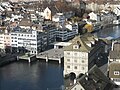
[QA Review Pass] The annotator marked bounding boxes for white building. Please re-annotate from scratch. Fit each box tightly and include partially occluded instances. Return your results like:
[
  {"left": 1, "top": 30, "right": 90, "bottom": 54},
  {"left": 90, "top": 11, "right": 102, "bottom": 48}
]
[
  {"left": 0, "top": 28, "right": 11, "bottom": 52},
  {"left": 30, "top": 14, "right": 37, "bottom": 21},
  {"left": 43, "top": 7, "right": 52, "bottom": 20},
  {"left": 88, "top": 12, "right": 98, "bottom": 21},
  {"left": 64, "top": 36, "right": 93, "bottom": 77},
  {"left": 65, "top": 22, "right": 78, "bottom": 34},
  {"left": 10, "top": 27, "right": 42, "bottom": 54},
  {"left": 52, "top": 13, "right": 65, "bottom": 25},
  {"left": 64, "top": 34, "right": 104, "bottom": 77},
  {"left": 108, "top": 40, "right": 120, "bottom": 85}
]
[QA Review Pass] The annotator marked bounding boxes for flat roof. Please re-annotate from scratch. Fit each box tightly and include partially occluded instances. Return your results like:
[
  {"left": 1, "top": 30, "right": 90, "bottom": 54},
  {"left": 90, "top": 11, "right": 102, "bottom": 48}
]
[{"left": 53, "top": 42, "right": 72, "bottom": 46}]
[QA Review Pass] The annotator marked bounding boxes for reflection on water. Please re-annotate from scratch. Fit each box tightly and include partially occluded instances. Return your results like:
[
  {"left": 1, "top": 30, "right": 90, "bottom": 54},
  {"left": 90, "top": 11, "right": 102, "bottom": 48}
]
[
  {"left": 0, "top": 61, "right": 64, "bottom": 90},
  {"left": 96, "top": 25, "right": 120, "bottom": 39}
]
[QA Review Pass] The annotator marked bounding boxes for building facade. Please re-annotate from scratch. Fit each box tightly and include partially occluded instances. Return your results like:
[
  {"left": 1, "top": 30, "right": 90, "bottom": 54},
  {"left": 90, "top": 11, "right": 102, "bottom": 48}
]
[
  {"left": 52, "top": 13, "right": 65, "bottom": 25},
  {"left": 10, "top": 27, "right": 46, "bottom": 54},
  {"left": 64, "top": 35, "right": 93, "bottom": 77},
  {"left": 108, "top": 39, "right": 120, "bottom": 85},
  {"left": 109, "top": 62, "right": 120, "bottom": 85},
  {"left": 0, "top": 28, "right": 11, "bottom": 52},
  {"left": 64, "top": 34, "right": 104, "bottom": 77}
]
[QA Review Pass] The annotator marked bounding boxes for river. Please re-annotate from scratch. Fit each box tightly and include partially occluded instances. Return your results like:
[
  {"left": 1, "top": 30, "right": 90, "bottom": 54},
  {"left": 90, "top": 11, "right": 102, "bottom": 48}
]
[
  {"left": 96, "top": 25, "right": 120, "bottom": 39},
  {"left": 0, "top": 61, "right": 64, "bottom": 90}
]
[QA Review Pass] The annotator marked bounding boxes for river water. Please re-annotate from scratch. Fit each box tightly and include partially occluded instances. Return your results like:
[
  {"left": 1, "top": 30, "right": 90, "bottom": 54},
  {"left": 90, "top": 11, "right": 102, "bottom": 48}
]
[
  {"left": 0, "top": 61, "right": 64, "bottom": 90},
  {"left": 0, "top": 26, "right": 120, "bottom": 90},
  {"left": 96, "top": 25, "right": 120, "bottom": 39}
]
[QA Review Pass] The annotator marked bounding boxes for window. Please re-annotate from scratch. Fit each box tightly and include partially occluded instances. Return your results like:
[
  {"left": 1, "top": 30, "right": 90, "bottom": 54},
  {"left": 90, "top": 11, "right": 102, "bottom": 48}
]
[
  {"left": 82, "top": 60, "right": 84, "bottom": 63},
  {"left": 67, "top": 66, "right": 70, "bottom": 68},
  {"left": 74, "top": 66, "right": 77, "bottom": 69},
  {"left": 114, "top": 71, "right": 119, "bottom": 75},
  {"left": 82, "top": 67, "right": 84, "bottom": 70},
  {"left": 33, "top": 35, "right": 35, "bottom": 37},
  {"left": 73, "top": 45, "right": 79, "bottom": 49},
  {"left": 67, "top": 52, "right": 70, "bottom": 55},
  {"left": 74, "top": 53, "right": 77, "bottom": 55},
  {"left": 74, "top": 60, "right": 77, "bottom": 63},
  {"left": 67, "top": 59, "right": 70, "bottom": 62}
]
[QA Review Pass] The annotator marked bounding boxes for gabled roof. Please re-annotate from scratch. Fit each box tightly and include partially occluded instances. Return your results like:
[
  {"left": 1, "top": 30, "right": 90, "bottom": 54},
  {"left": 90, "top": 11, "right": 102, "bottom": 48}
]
[
  {"left": 64, "top": 35, "right": 92, "bottom": 52},
  {"left": 77, "top": 65, "right": 115, "bottom": 90},
  {"left": 113, "top": 43, "right": 120, "bottom": 51},
  {"left": 19, "top": 18, "right": 32, "bottom": 27},
  {"left": 109, "top": 51, "right": 120, "bottom": 59}
]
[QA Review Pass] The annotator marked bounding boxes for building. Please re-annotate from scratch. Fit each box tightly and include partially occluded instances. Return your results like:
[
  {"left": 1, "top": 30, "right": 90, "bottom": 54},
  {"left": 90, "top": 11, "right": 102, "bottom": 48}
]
[
  {"left": 65, "top": 22, "right": 78, "bottom": 34},
  {"left": 65, "top": 65, "right": 115, "bottom": 90},
  {"left": 109, "top": 41, "right": 120, "bottom": 62},
  {"left": 43, "top": 7, "right": 52, "bottom": 20},
  {"left": 10, "top": 27, "right": 46, "bottom": 54},
  {"left": 109, "top": 62, "right": 120, "bottom": 85},
  {"left": 0, "top": 27, "right": 11, "bottom": 53},
  {"left": 88, "top": 12, "right": 98, "bottom": 21},
  {"left": 19, "top": 19, "right": 32, "bottom": 29},
  {"left": 42, "top": 24, "right": 57, "bottom": 45},
  {"left": 64, "top": 33, "right": 106, "bottom": 77},
  {"left": 56, "top": 28, "right": 76, "bottom": 41},
  {"left": 64, "top": 35, "right": 98, "bottom": 77},
  {"left": 52, "top": 13, "right": 65, "bottom": 25},
  {"left": 10, "top": 22, "right": 57, "bottom": 54}
]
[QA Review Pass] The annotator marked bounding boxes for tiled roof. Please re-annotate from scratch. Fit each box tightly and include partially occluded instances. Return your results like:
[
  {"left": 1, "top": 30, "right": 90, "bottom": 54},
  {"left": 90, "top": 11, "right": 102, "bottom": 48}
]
[
  {"left": 64, "top": 35, "right": 92, "bottom": 52},
  {"left": 77, "top": 65, "right": 115, "bottom": 90},
  {"left": 109, "top": 51, "right": 120, "bottom": 59},
  {"left": 109, "top": 62, "right": 120, "bottom": 78},
  {"left": 19, "top": 19, "right": 32, "bottom": 26},
  {"left": 113, "top": 43, "right": 120, "bottom": 51}
]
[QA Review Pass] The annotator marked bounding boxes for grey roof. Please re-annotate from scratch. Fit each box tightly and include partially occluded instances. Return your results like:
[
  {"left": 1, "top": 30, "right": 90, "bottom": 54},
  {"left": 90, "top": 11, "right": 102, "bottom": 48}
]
[
  {"left": 109, "top": 51, "right": 120, "bottom": 59},
  {"left": 113, "top": 43, "right": 120, "bottom": 51},
  {"left": 64, "top": 35, "right": 92, "bottom": 52},
  {"left": 76, "top": 65, "right": 115, "bottom": 90},
  {"left": 19, "top": 19, "right": 32, "bottom": 27}
]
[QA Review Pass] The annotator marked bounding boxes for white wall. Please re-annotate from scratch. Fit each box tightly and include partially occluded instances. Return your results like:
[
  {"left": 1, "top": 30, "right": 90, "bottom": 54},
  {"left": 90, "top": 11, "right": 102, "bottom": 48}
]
[{"left": 64, "top": 51, "right": 88, "bottom": 77}]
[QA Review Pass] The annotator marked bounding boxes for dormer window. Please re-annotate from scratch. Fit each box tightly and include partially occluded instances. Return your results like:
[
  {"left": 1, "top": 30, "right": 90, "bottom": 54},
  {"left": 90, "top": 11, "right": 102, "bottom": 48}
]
[
  {"left": 73, "top": 41, "right": 81, "bottom": 49},
  {"left": 73, "top": 45, "right": 79, "bottom": 49},
  {"left": 114, "top": 71, "right": 119, "bottom": 75}
]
